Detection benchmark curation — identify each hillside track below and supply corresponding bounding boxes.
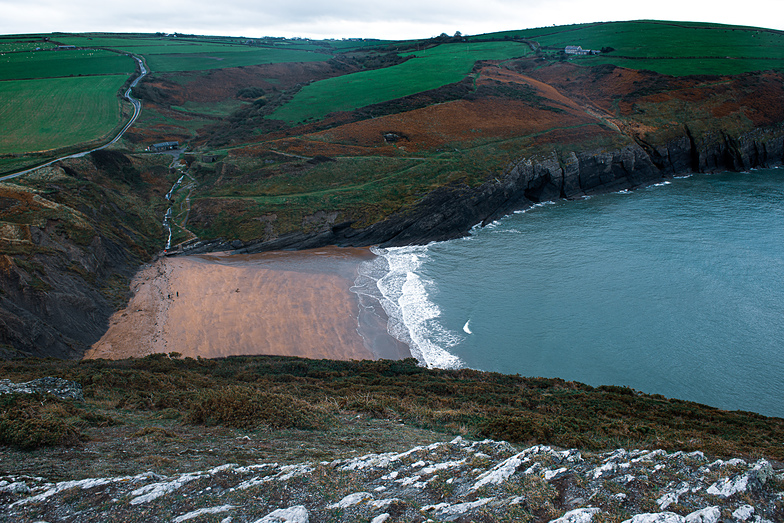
[0,55,148,181]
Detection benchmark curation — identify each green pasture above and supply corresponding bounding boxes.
[535,21,782,57]
[468,21,784,75]
[114,43,263,55]
[53,35,165,48]
[521,21,784,75]
[270,40,530,123]
[55,37,268,56]
[0,75,127,155]
[0,49,135,80]
[0,41,56,52]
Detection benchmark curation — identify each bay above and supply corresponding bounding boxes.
[375,168,784,418]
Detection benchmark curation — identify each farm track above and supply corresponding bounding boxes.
[0,55,147,182]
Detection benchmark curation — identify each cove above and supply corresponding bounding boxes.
[375,168,784,418]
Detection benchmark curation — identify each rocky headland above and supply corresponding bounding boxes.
[176,126,784,255]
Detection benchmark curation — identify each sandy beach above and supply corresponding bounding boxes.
[86,246,410,361]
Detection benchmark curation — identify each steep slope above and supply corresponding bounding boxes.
[0,152,168,358]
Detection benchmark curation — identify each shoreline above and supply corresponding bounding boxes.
[86,246,410,362]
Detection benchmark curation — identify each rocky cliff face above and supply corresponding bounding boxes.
[0,154,166,359]
[178,125,784,255]
[0,230,139,359]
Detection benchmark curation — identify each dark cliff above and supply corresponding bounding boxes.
[0,154,167,359]
[0,233,137,359]
[177,125,784,255]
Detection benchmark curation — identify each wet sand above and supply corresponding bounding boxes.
[86,247,410,361]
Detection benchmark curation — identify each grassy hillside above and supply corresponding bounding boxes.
[481,20,784,76]
[271,41,531,123]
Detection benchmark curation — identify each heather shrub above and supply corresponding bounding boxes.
[0,393,113,449]
[187,386,328,430]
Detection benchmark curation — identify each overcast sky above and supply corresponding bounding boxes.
[2,0,782,39]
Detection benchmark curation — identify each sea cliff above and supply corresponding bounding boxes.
[175,125,784,255]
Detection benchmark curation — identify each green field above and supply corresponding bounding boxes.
[0,41,56,52]
[271,41,530,123]
[0,49,135,80]
[49,34,391,69]
[513,20,784,75]
[0,75,128,154]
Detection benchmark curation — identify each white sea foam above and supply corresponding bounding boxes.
[653,181,672,187]
[355,246,462,369]
[513,201,557,214]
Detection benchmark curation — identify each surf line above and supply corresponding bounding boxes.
[359,245,463,369]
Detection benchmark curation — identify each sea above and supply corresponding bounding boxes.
[353,168,784,418]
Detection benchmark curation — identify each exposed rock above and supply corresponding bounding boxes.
[550,507,602,523]
[706,460,773,497]
[0,377,83,401]
[255,505,310,523]
[3,437,782,522]
[183,126,784,255]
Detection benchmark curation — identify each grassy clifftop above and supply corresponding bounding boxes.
[2,355,782,467]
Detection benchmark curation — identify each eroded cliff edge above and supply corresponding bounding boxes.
[0,153,168,359]
[179,125,784,255]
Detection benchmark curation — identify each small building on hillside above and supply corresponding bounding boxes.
[565,45,601,55]
[565,45,589,55]
[148,141,180,152]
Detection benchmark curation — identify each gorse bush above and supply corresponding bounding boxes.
[187,386,329,430]
[0,393,113,450]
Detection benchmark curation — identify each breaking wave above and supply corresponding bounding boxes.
[353,246,462,369]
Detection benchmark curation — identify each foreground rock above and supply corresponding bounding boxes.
[0,377,83,401]
[3,438,782,522]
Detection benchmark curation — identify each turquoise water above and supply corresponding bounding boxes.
[364,169,784,418]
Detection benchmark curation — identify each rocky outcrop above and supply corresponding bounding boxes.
[0,155,164,360]
[176,126,784,255]
[0,230,140,359]
[0,377,83,401]
[3,437,782,522]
